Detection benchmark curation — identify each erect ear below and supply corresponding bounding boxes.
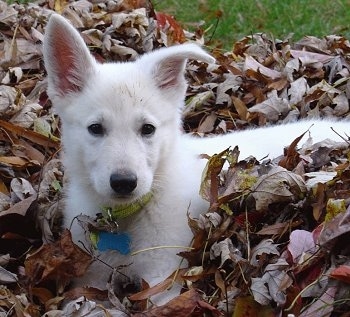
[137,44,215,97]
[43,14,96,100]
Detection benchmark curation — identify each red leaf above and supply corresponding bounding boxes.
[155,12,186,43]
[330,265,350,284]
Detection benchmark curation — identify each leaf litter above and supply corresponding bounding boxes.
[1,0,350,316]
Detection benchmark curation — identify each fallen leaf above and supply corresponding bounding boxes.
[250,239,279,266]
[248,91,290,122]
[329,265,350,284]
[64,287,108,302]
[250,278,271,305]
[233,296,274,317]
[24,230,92,286]
[0,266,18,284]
[299,286,336,317]
[0,119,59,149]
[210,238,243,267]
[132,289,221,317]
[244,55,282,79]
[318,206,350,246]
[128,278,174,301]
[250,166,306,211]
[287,229,317,264]
[0,194,37,217]
[256,222,292,236]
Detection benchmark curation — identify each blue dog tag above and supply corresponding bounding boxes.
[96,231,131,255]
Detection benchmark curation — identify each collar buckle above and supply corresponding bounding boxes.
[102,207,119,233]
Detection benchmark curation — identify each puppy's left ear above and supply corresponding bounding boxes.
[138,44,215,98]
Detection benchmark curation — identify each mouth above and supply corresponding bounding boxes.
[103,192,153,219]
[109,192,138,204]
[107,190,152,206]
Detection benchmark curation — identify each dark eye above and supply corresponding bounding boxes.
[141,124,156,136]
[88,123,104,136]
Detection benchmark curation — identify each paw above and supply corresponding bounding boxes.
[110,268,142,299]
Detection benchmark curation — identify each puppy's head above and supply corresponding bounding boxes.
[43,14,215,206]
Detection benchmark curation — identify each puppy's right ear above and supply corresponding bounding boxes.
[43,14,96,100]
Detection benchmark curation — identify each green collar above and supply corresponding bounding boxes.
[90,193,152,253]
[102,192,153,220]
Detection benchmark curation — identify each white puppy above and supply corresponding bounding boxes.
[43,14,348,304]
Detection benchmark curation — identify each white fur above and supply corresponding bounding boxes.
[43,14,348,304]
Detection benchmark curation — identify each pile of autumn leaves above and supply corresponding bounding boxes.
[1,0,350,316]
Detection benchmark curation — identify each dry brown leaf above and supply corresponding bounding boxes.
[288,77,309,105]
[0,195,37,217]
[317,206,350,246]
[200,148,229,206]
[0,155,35,168]
[24,230,92,285]
[250,166,306,211]
[132,289,221,317]
[256,222,293,236]
[244,55,282,79]
[64,287,108,302]
[248,91,290,122]
[129,278,174,301]
[0,119,59,149]
[231,95,248,120]
[290,49,333,63]
[278,130,308,170]
[16,139,46,164]
[233,296,274,317]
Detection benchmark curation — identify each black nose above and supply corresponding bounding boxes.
[110,172,137,195]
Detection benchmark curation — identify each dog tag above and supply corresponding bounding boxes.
[96,231,131,255]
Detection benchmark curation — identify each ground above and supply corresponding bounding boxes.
[1,0,350,316]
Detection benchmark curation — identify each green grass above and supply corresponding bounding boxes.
[154,0,350,48]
